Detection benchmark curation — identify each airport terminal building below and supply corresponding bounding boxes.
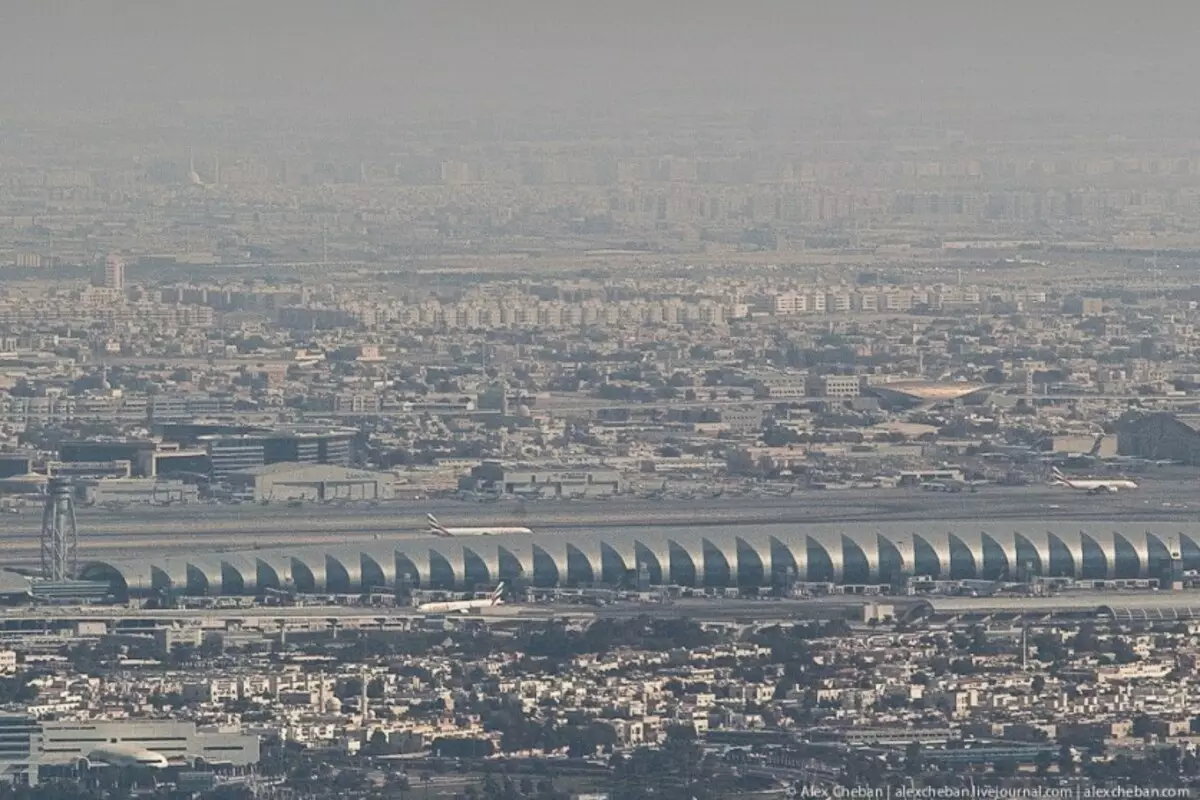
[80,522,1199,598]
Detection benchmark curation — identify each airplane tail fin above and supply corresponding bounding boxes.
[1088,433,1104,457]
[426,513,451,537]
[490,582,505,605]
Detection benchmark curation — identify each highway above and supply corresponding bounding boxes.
[0,482,1194,564]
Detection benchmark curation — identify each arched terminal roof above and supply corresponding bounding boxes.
[78,521,1200,598]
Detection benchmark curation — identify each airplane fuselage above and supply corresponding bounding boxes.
[426,513,532,537]
[417,582,506,614]
[416,599,501,614]
[435,526,533,537]
[1052,475,1138,493]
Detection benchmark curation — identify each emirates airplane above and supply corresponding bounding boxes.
[426,513,533,537]
[417,583,505,614]
[1050,467,1138,495]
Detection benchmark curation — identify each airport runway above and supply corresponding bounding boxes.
[0,482,1194,564]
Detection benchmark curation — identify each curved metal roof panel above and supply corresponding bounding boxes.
[80,521,1200,597]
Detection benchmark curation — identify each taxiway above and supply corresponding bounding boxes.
[0,482,1194,565]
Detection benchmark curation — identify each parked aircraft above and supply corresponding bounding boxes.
[416,583,505,614]
[955,579,1032,597]
[921,480,978,493]
[426,514,533,537]
[1053,433,1109,468]
[1049,467,1138,494]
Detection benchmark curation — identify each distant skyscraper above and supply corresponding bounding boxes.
[102,254,125,291]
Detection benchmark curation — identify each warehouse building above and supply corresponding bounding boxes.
[464,461,622,497]
[225,463,396,503]
[1117,412,1200,465]
[78,478,199,506]
[81,521,1198,598]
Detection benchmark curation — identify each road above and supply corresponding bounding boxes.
[0,482,1194,564]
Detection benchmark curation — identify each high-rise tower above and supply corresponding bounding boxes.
[102,254,125,291]
[39,478,78,581]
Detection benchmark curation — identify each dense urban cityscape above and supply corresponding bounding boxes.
[4,3,1200,799]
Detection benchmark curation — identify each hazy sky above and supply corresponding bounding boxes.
[2,1,1197,123]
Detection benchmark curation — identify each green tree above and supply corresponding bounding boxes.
[334,768,369,792]
[1071,622,1099,653]
[0,676,38,705]
[1132,715,1154,738]
[904,742,923,776]
[364,729,391,756]
[1058,743,1076,775]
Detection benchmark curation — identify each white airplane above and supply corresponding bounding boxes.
[1050,467,1138,495]
[426,513,533,537]
[416,583,505,614]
